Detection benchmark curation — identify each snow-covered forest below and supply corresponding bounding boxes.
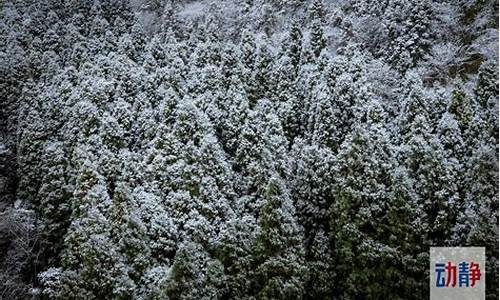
[0,0,498,299]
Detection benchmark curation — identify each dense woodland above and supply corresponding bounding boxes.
[0,0,498,299]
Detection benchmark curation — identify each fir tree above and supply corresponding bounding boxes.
[251,177,307,300]
[309,20,326,58]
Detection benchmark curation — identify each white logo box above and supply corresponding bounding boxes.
[430,247,485,300]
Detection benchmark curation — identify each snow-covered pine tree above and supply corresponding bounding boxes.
[234,99,289,211]
[309,19,326,58]
[44,156,135,299]
[330,100,424,298]
[385,0,434,71]
[250,176,306,300]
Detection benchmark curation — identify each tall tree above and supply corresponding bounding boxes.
[250,177,307,300]
[331,101,424,298]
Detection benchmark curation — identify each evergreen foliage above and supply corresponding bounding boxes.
[0,0,497,299]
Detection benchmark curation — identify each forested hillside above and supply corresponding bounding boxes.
[0,0,498,299]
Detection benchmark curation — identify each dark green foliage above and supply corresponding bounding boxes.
[309,20,326,58]
[251,178,307,300]
[0,0,497,299]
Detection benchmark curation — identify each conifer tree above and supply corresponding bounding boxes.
[47,158,135,299]
[286,20,303,73]
[385,0,434,71]
[234,100,289,207]
[165,240,226,300]
[251,177,307,300]
[309,0,326,23]
[330,102,424,298]
[309,20,326,58]
[449,85,473,134]
[238,29,258,103]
